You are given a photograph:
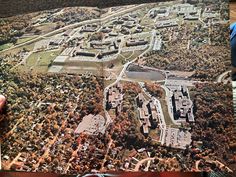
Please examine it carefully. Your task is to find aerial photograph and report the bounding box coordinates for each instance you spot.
[0,0,235,176]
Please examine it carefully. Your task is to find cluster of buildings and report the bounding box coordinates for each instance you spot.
[202,10,220,19]
[33,37,64,51]
[30,1,224,75]
[112,15,145,35]
[106,83,123,115]
[175,3,200,21]
[150,3,200,21]
[136,93,159,137]
[150,3,222,28]
[172,3,198,16]
[67,30,121,59]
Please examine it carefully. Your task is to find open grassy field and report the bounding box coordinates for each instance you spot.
[16,37,36,45]
[0,43,13,51]
[25,50,61,72]
[104,80,116,87]
[34,23,57,35]
[0,43,35,56]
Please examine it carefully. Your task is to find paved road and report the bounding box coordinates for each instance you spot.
[195,159,233,173]
[134,157,155,171]
[217,70,231,83]
[101,139,113,170]
[160,85,179,126]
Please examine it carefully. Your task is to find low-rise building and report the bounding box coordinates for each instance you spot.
[149,7,170,18]
[122,21,136,29]
[153,37,162,51]
[73,48,97,57]
[100,27,112,33]
[113,18,125,25]
[156,19,178,29]
[202,11,219,19]
[184,15,199,20]
[53,56,68,65]
[172,3,198,16]
[97,49,119,59]
[126,39,148,47]
[49,38,64,46]
[120,27,130,35]
[80,24,98,33]
[90,41,111,49]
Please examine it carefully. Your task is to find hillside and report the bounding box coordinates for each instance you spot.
[0,0,159,17]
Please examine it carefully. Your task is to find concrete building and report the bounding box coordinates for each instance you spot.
[108,32,119,37]
[172,4,198,16]
[90,41,111,49]
[136,93,159,137]
[97,49,119,59]
[49,38,64,46]
[184,15,199,20]
[126,39,148,47]
[123,21,136,29]
[148,101,158,129]
[171,86,194,122]
[156,19,178,29]
[120,27,130,35]
[106,83,123,114]
[73,50,96,57]
[53,56,68,65]
[149,10,157,18]
[80,24,98,33]
[100,27,112,33]
[113,18,125,25]
[142,123,149,137]
[149,7,170,18]
[202,11,219,19]
[153,37,162,51]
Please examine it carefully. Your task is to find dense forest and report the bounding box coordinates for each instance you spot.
[190,83,236,171]
[0,0,160,17]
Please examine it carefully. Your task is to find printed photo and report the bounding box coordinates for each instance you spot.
[0,0,234,176]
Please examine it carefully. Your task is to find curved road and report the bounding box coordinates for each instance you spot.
[134,157,155,171]
[217,70,231,83]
